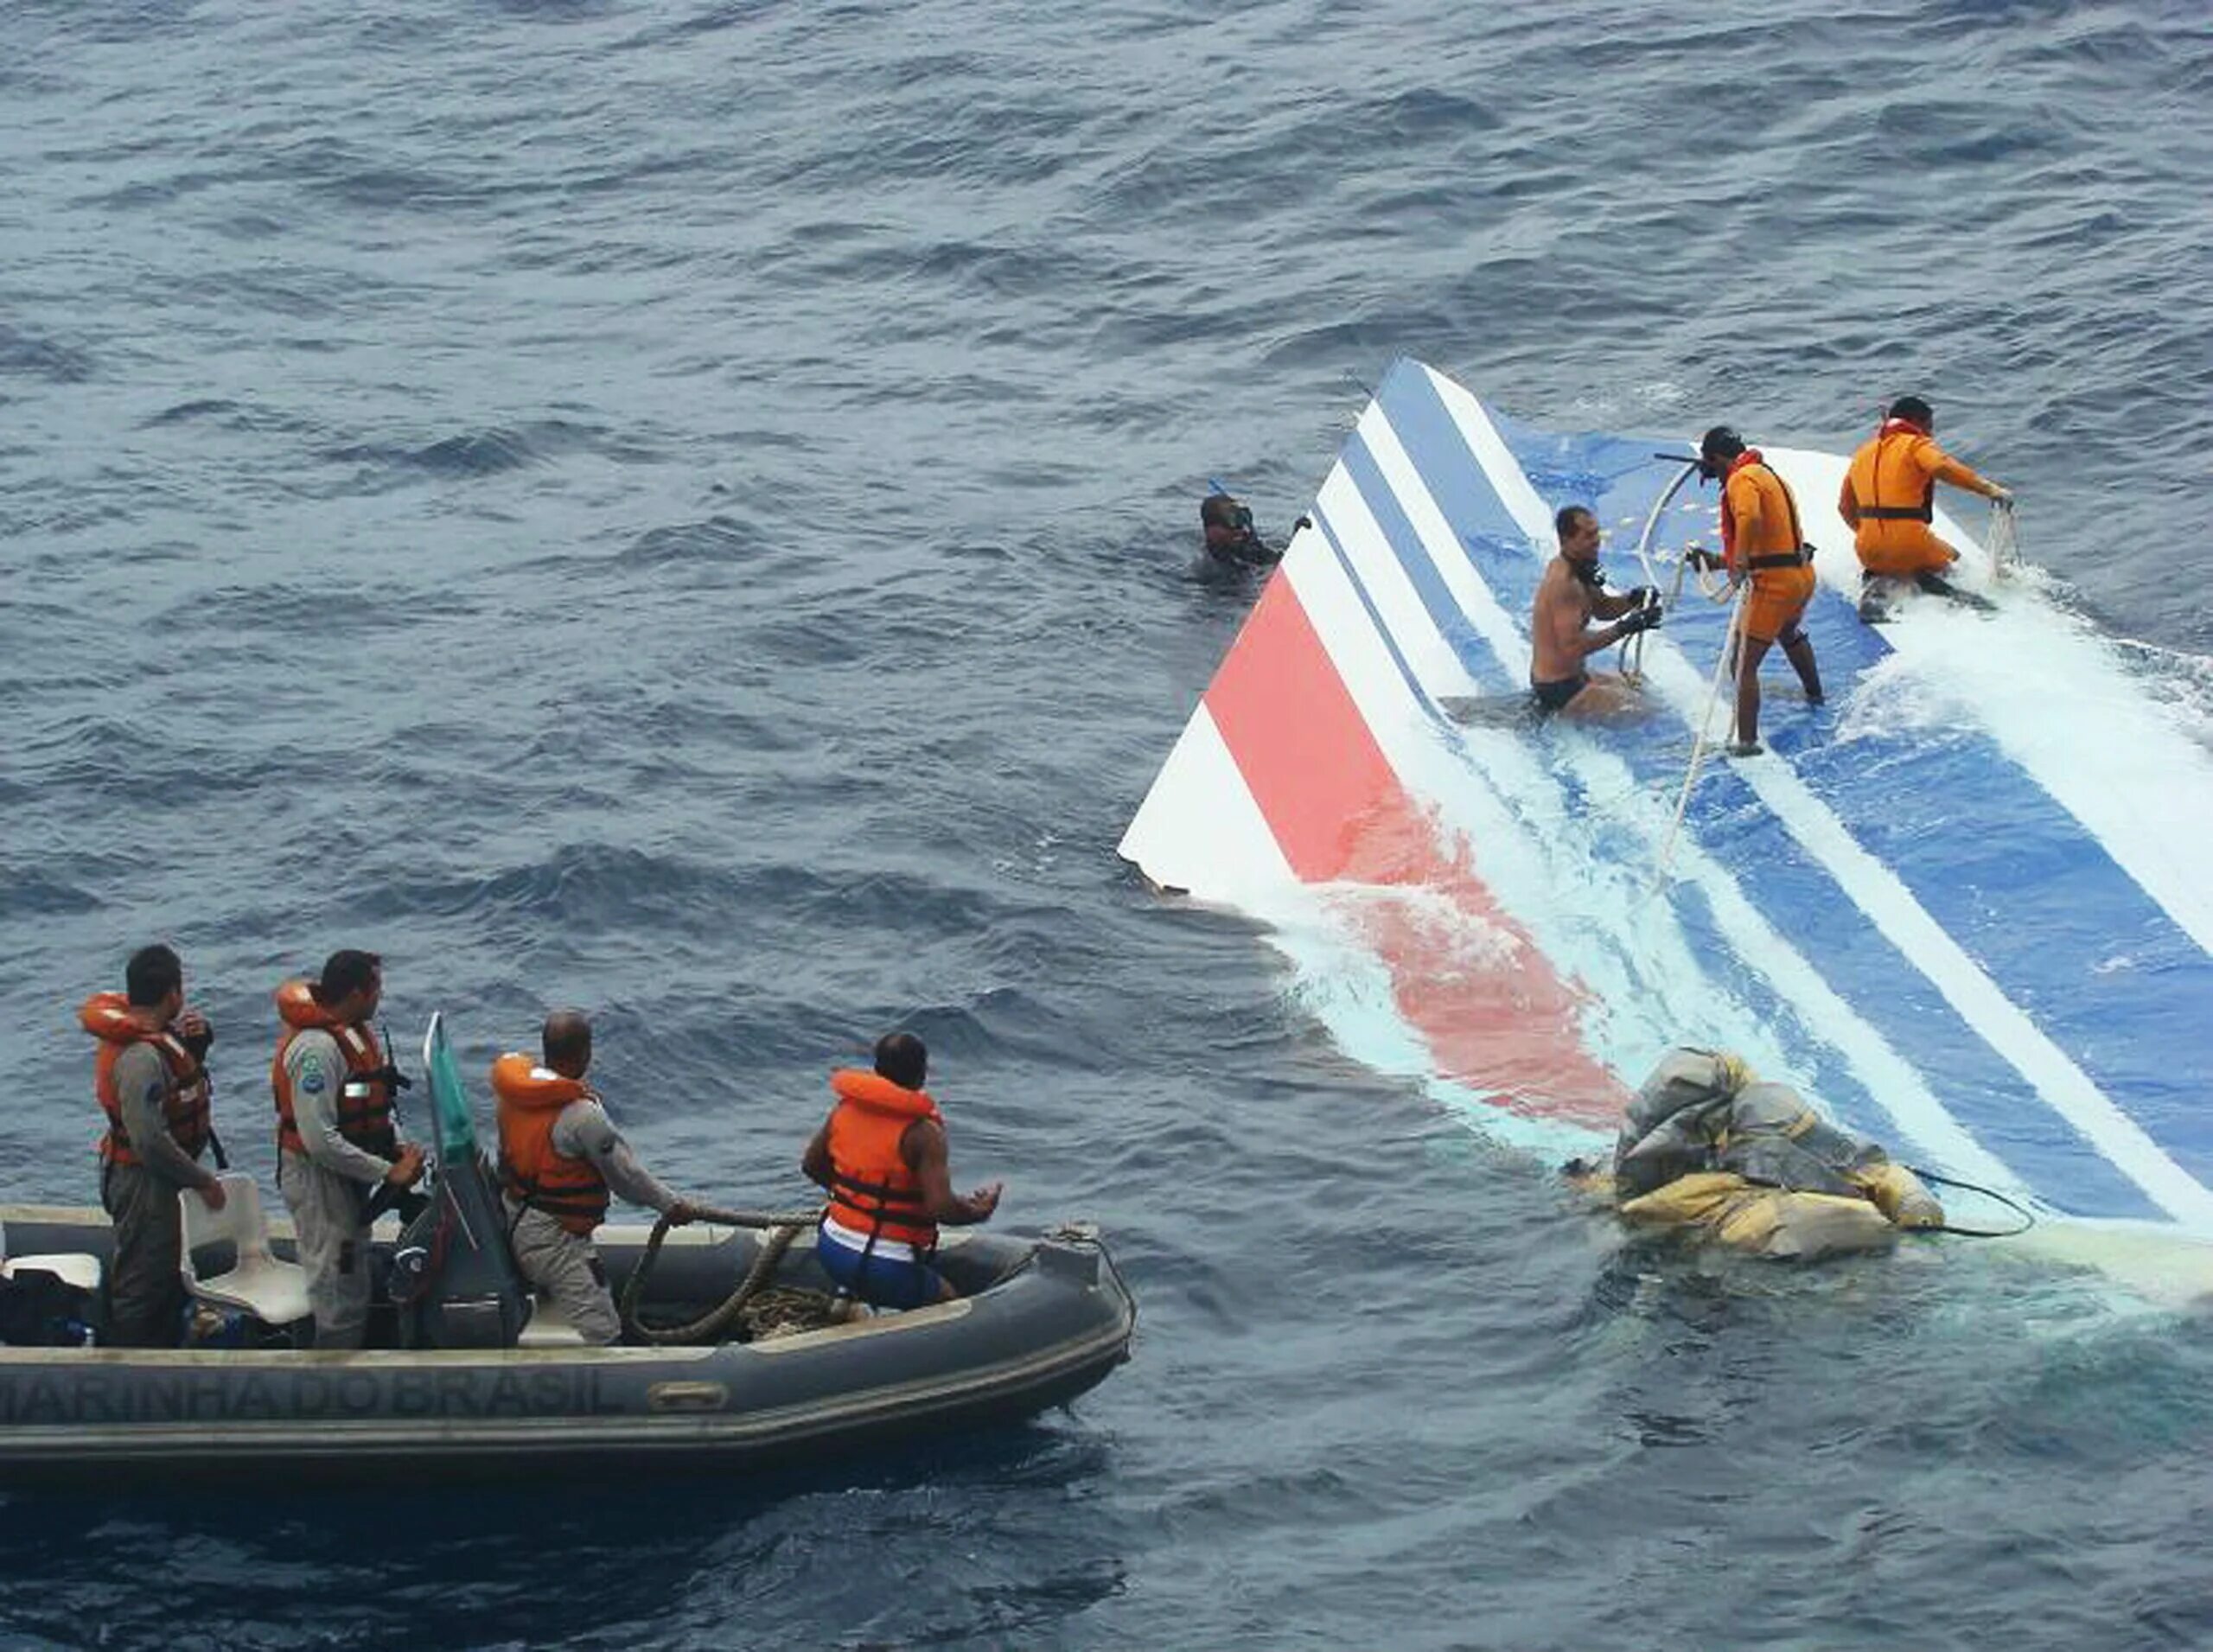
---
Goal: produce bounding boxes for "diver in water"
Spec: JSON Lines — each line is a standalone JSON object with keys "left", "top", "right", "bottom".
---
{"left": 1528, "top": 504, "right": 1661, "bottom": 716}
{"left": 1200, "top": 492, "right": 1310, "bottom": 570}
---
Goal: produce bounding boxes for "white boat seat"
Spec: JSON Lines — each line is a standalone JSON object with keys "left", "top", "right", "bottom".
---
{"left": 518, "top": 1293, "right": 588, "bottom": 1348}
{"left": 179, "top": 1172, "right": 312, "bottom": 1328}
{"left": 1, "top": 1253, "right": 104, "bottom": 1295}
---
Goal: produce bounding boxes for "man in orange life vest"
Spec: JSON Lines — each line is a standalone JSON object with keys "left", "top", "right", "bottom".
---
{"left": 271, "top": 950, "right": 425, "bottom": 1348}
{"left": 494, "top": 1010, "right": 703, "bottom": 1345}
{"left": 80, "top": 944, "right": 227, "bottom": 1347}
{"left": 801, "top": 1032, "right": 1002, "bottom": 1310}
{"left": 1839, "top": 395, "right": 2012, "bottom": 615}
{"left": 1700, "top": 425, "right": 1825, "bottom": 757}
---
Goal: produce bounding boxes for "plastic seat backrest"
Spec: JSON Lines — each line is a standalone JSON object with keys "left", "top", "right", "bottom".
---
{"left": 180, "top": 1171, "right": 277, "bottom": 1283}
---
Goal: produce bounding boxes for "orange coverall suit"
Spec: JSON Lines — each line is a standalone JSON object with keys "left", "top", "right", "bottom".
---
{"left": 1838, "top": 418, "right": 1999, "bottom": 578}
{"left": 1722, "top": 454, "right": 1816, "bottom": 644}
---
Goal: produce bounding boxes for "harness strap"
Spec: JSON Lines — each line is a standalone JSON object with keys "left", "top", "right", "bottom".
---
{"left": 1865, "top": 432, "right": 1936, "bottom": 526}
{"left": 1733, "top": 462, "right": 1811, "bottom": 572}
{"left": 826, "top": 1174, "right": 938, "bottom": 1265}
{"left": 500, "top": 1159, "right": 607, "bottom": 1222}
{"left": 1764, "top": 462, "right": 1808, "bottom": 552}
{"left": 827, "top": 1168, "right": 928, "bottom": 1211}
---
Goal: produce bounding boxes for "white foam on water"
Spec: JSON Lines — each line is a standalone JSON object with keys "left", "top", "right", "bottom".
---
{"left": 1258, "top": 884, "right": 1609, "bottom": 1163}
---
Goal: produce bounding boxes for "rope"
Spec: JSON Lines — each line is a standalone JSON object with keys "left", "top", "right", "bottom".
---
{"left": 1904, "top": 1167, "right": 2038, "bottom": 1239}
{"left": 616, "top": 1203, "right": 826, "bottom": 1346}
{"left": 1986, "top": 497, "right": 2018, "bottom": 582}
{"left": 1654, "top": 580, "right": 1748, "bottom": 884}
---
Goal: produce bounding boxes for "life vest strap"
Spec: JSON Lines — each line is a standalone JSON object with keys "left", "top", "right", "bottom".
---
{"left": 1857, "top": 504, "right": 1932, "bottom": 521}
{"left": 1729, "top": 460, "right": 1811, "bottom": 572}
{"left": 501, "top": 1165, "right": 608, "bottom": 1224}
{"left": 827, "top": 1169, "right": 927, "bottom": 1211}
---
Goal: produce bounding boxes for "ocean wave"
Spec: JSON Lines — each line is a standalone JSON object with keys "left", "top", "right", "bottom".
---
{"left": 0, "top": 324, "right": 94, "bottom": 385}
{"left": 313, "top": 417, "right": 658, "bottom": 487}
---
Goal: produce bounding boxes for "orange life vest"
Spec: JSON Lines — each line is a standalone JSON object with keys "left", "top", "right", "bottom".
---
{"left": 270, "top": 979, "right": 397, "bottom": 1158}
{"left": 80, "top": 992, "right": 212, "bottom": 1167}
{"left": 823, "top": 1068, "right": 944, "bottom": 1253}
{"left": 1719, "top": 450, "right": 1810, "bottom": 577}
{"left": 491, "top": 1053, "right": 609, "bottom": 1235}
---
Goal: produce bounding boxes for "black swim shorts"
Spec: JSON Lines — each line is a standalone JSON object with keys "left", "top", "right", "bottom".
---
{"left": 1530, "top": 674, "right": 1589, "bottom": 713}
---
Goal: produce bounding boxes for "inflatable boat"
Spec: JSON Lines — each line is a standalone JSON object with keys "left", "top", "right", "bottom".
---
{"left": 0, "top": 1017, "right": 1134, "bottom": 1483}
{"left": 1123, "top": 359, "right": 2213, "bottom": 1267}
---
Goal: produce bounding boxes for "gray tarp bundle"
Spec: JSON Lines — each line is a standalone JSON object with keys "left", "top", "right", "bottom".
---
{"left": 1613, "top": 1047, "right": 1942, "bottom": 1226}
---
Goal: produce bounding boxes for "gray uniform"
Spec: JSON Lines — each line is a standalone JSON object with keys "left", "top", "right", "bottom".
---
{"left": 504, "top": 1100, "right": 681, "bottom": 1346}
{"left": 100, "top": 1042, "right": 220, "bottom": 1348}
{"left": 277, "top": 1026, "right": 399, "bottom": 1350}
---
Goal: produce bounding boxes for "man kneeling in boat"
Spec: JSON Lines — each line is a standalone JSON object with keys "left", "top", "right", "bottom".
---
{"left": 1529, "top": 504, "right": 1661, "bottom": 716}
{"left": 493, "top": 1011, "right": 704, "bottom": 1345}
{"left": 801, "top": 1032, "right": 1002, "bottom": 1310}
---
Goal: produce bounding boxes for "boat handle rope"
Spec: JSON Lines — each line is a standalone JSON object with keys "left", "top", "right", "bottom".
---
{"left": 1059, "top": 1222, "right": 1138, "bottom": 1338}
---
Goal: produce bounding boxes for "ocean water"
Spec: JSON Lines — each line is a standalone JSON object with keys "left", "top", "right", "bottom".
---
{"left": 3, "top": 1, "right": 2211, "bottom": 1647}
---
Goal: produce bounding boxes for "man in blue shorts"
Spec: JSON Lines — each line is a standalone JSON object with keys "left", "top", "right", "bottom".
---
{"left": 800, "top": 1032, "right": 1002, "bottom": 1310}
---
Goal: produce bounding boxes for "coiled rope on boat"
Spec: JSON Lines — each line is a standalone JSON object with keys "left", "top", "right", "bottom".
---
{"left": 617, "top": 1203, "right": 830, "bottom": 1346}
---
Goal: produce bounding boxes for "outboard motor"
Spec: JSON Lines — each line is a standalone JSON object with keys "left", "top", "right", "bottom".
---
{"left": 392, "top": 1012, "right": 529, "bottom": 1349}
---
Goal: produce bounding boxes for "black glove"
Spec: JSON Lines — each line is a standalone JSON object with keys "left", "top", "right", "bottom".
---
{"left": 1616, "top": 606, "right": 1661, "bottom": 638}
{"left": 1626, "top": 585, "right": 1658, "bottom": 610}
{"left": 180, "top": 1024, "right": 215, "bottom": 1063}
{"left": 1684, "top": 546, "right": 1723, "bottom": 572}
{"left": 1292, "top": 514, "right": 1313, "bottom": 533}
{"left": 375, "top": 1062, "right": 414, "bottom": 1093}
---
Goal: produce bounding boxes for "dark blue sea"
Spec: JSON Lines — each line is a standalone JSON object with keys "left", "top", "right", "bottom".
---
{"left": 5, "top": 1, "right": 2212, "bottom": 1646}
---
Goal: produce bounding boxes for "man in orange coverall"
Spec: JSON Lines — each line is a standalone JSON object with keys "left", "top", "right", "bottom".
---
{"left": 1839, "top": 395, "right": 2012, "bottom": 621}
{"left": 1699, "top": 425, "right": 1823, "bottom": 757}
